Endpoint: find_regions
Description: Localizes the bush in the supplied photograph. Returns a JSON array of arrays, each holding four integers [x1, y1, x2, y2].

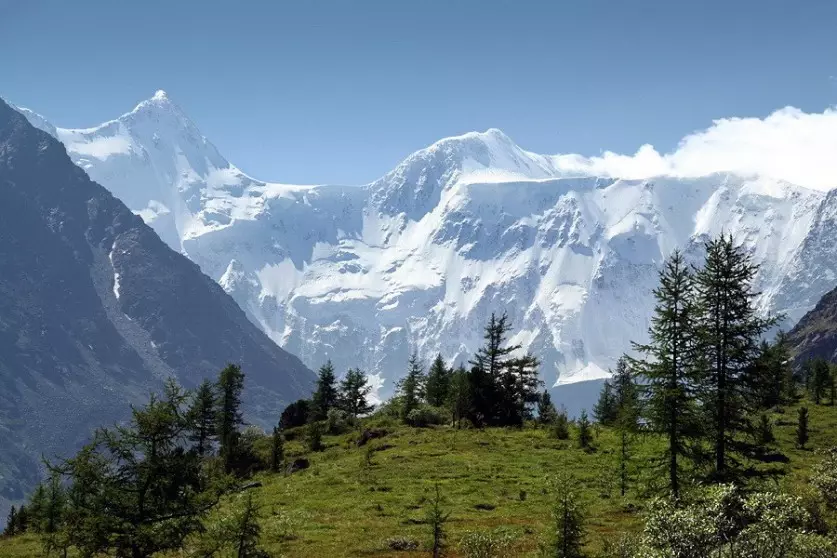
[[384, 536, 420, 551], [553, 411, 570, 440], [326, 408, 354, 434], [459, 528, 517, 558], [306, 421, 324, 452], [406, 405, 446, 428]]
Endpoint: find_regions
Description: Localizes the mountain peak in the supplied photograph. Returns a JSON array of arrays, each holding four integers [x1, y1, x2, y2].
[[152, 89, 169, 101]]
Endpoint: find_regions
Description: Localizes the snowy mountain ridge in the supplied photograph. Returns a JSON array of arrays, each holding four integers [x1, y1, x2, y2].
[[13, 92, 837, 398]]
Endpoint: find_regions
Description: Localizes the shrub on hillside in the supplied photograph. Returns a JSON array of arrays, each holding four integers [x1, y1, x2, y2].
[[326, 408, 354, 434], [406, 405, 447, 428]]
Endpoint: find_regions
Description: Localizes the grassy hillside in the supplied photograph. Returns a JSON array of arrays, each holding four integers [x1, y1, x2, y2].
[[3, 399, 837, 557]]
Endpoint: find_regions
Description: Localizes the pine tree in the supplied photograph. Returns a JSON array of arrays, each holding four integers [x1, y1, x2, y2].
[[577, 410, 592, 450], [27, 483, 47, 533], [468, 313, 541, 426], [339, 368, 374, 418], [306, 421, 324, 452], [217, 364, 246, 473], [280, 399, 311, 430], [399, 352, 426, 421], [425, 354, 451, 407], [694, 234, 777, 481], [447, 365, 471, 429], [830, 365, 837, 406], [611, 358, 639, 496], [537, 390, 558, 425], [628, 249, 700, 497], [426, 483, 449, 558], [270, 426, 284, 472], [15, 505, 28, 534], [40, 473, 66, 535], [187, 379, 217, 457], [311, 360, 339, 421], [232, 492, 267, 558], [543, 475, 586, 558], [754, 414, 775, 456], [553, 409, 571, 440], [593, 380, 617, 426], [797, 406, 810, 449], [4, 506, 16, 537], [810, 359, 831, 405]]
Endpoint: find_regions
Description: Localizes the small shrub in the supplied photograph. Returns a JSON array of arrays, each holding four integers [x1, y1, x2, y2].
[[326, 408, 353, 434], [406, 405, 447, 428], [553, 411, 570, 440], [306, 422, 324, 452], [385, 536, 419, 551], [459, 528, 517, 558]]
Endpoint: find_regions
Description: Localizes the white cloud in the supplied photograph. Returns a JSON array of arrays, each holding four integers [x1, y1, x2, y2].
[[551, 106, 837, 191]]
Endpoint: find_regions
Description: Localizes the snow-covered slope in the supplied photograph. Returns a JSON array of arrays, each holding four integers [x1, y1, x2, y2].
[[15, 93, 836, 397]]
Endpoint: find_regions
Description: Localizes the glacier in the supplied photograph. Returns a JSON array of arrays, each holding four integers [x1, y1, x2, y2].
[[14, 91, 837, 399]]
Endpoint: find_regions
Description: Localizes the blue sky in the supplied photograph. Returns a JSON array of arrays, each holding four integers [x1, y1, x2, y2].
[[2, 0, 836, 185]]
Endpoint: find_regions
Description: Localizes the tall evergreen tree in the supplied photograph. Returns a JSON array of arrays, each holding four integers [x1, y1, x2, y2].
[[694, 234, 777, 480], [279, 399, 311, 430], [50, 379, 220, 557], [629, 250, 700, 497], [311, 360, 339, 421], [577, 410, 592, 450], [809, 359, 831, 406], [447, 365, 471, 429], [399, 352, 426, 421], [270, 426, 284, 473], [425, 354, 451, 407], [339, 368, 374, 418], [187, 379, 217, 457], [537, 390, 558, 425], [3, 506, 16, 537], [543, 475, 586, 558], [468, 313, 541, 426], [216, 364, 246, 473], [593, 380, 617, 426], [611, 358, 640, 496], [797, 406, 810, 449]]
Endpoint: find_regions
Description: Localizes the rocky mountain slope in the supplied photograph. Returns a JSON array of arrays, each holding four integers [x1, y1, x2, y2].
[[15, 92, 837, 399], [0, 99, 314, 520]]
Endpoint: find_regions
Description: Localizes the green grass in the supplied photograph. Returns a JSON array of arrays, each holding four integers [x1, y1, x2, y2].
[[4, 399, 837, 557]]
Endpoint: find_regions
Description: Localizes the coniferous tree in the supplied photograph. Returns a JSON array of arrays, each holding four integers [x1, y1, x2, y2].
[[543, 475, 586, 558], [15, 505, 29, 534], [754, 414, 775, 456], [311, 360, 339, 421], [797, 406, 810, 449], [27, 483, 47, 533], [468, 313, 541, 426], [306, 421, 324, 452], [447, 365, 471, 429], [694, 234, 777, 481], [425, 354, 451, 407], [187, 379, 217, 457], [399, 352, 426, 421], [830, 366, 837, 407], [628, 250, 700, 497], [232, 492, 267, 558], [270, 426, 284, 472], [280, 399, 311, 430], [339, 368, 374, 418], [217, 364, 246, 473], [4, 505, 16, 537], [49, 379, 219, 558], [577, 410, 592, 450], [426, 483, 449, 558], [553, 409, 571, 440], [537, 390, 558, 425], [611, 358, 639, 496], [810, 359, 831, 405], [593, 380, 617, 426], [39, 473, 66, 535]]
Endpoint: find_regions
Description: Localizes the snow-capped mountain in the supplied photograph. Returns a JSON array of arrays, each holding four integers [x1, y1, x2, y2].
[[15, 92, 837, 397]]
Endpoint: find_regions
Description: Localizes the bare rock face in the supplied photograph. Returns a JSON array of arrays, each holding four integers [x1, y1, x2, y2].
[[0, 99, 315, 522]]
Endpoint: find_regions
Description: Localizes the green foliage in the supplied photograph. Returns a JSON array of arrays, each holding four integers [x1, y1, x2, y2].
[[426, 483, 450, 558], [468, 313, 542, 427], [459, 527, 517, 558], [593, 381, 617, 426], [270, 426, 284, 473], [426, 354, 452, 408], [577, 410, 592, 450], [694, 234, 777, 481], [399, 352, 426, 421], [406, 405, 447, 428], [217, 364, 246, 473], [809, 359, 831, 406], [306, 421, 325, 453], [447, 365, 472, 428], [628, 249, 701, 498], [326, 408, 354, 434], [339, 368, 375, 418], [190, 491, 269, 558], [280, 399, 311, 430], [537, 391, 558, 425], [188, 379, 217, 457], [541, 475, 586, 558], [797, 406, 810, 449], [553, 409, 571, 440], [311, 360, 339, 421]]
